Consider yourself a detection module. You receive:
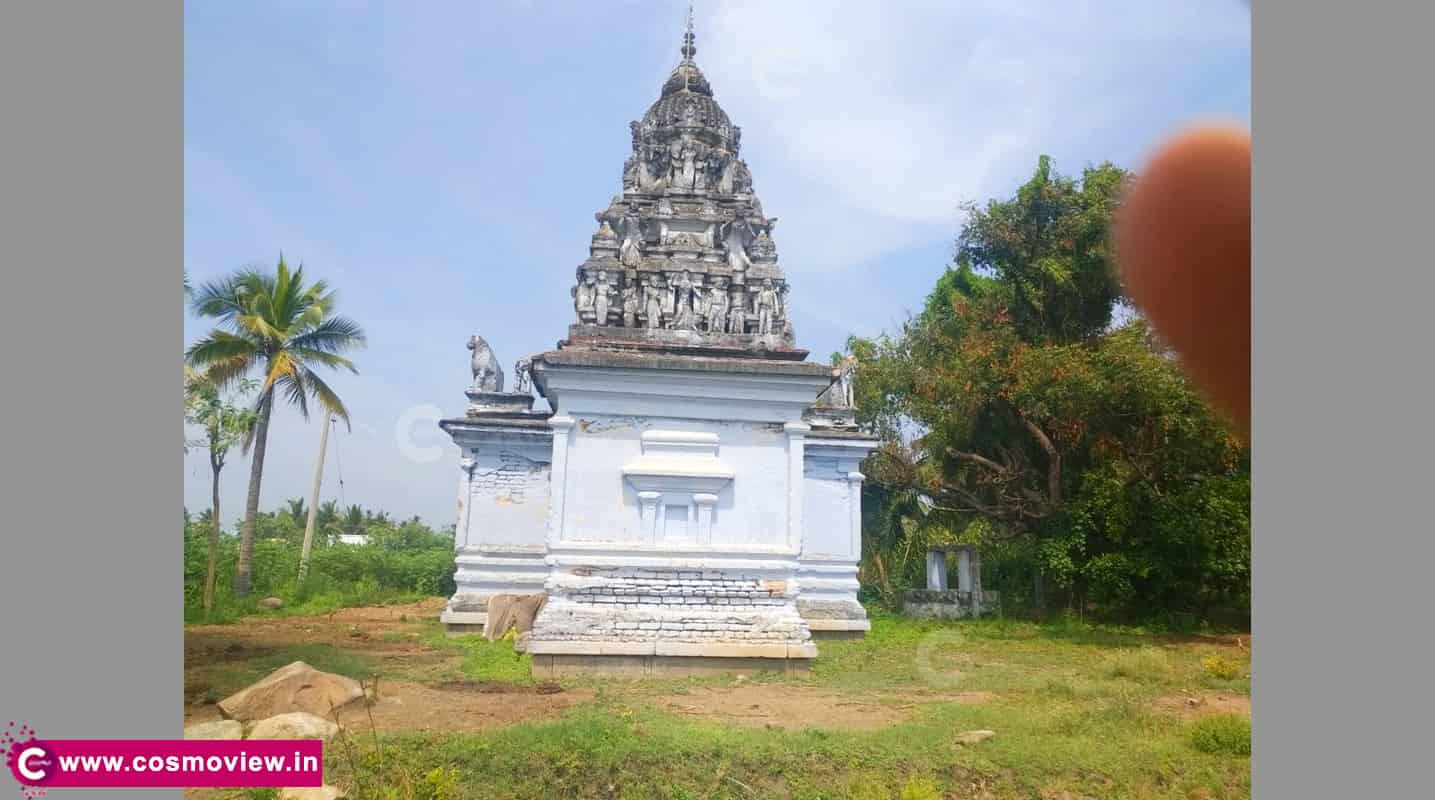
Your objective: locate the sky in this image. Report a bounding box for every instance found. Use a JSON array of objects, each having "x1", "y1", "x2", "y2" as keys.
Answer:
[{"x1": 183, "y1": 0, "x2": 1251, "y2": 529}]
